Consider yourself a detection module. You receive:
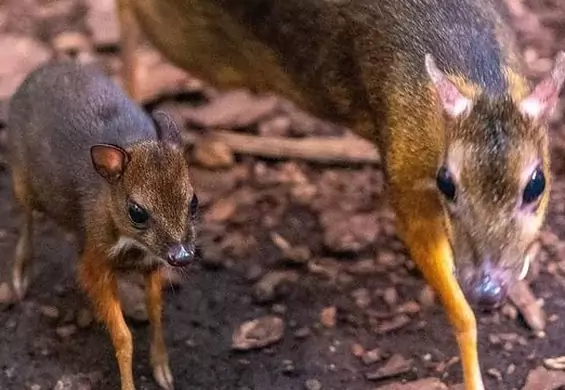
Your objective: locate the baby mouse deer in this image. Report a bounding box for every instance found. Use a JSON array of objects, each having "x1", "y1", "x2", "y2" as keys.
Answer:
[{"x1": 7, "y1": 60, "x2": 197, "y2": 390}]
